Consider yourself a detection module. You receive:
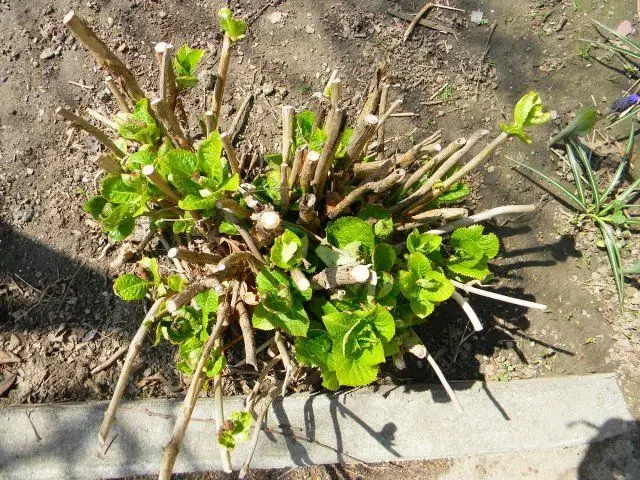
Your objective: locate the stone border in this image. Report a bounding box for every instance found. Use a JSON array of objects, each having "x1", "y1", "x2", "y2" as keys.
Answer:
[{"x1": 0, "y1": 374, "x2": 634, "y2": 479}]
